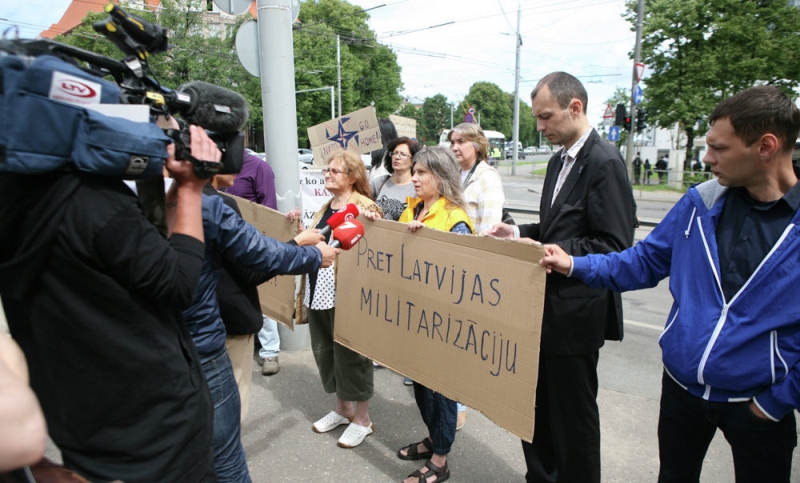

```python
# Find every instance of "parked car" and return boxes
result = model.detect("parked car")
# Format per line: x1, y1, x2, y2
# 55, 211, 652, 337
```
504, 141, 525, 159
523, 146, 537, 156
298, 148, 314, 165
538, 146, 551, 154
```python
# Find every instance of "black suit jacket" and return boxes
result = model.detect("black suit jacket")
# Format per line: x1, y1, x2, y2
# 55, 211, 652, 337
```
519, 129, 635, 355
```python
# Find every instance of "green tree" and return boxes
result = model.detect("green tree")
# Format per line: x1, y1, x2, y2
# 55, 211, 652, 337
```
417, 94, 450, 145
627, 0, 800, 169
295, 0, 403, 145
515, 97, 537, 148
464, 82, 513, 137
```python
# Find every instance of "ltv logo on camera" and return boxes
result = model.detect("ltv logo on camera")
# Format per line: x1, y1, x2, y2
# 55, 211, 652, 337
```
49, 71, 102, 106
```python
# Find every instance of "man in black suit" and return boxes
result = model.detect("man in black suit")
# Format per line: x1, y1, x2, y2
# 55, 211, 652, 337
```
486, 71, 635, 482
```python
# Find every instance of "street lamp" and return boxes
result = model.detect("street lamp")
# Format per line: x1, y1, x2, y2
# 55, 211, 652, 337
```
295, 86, 335, 120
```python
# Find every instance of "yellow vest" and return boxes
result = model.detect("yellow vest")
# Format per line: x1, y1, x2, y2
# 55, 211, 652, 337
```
399, 196, 474, 233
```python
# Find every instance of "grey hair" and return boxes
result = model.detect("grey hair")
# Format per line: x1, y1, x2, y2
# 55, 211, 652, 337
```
412, 146, 468, 212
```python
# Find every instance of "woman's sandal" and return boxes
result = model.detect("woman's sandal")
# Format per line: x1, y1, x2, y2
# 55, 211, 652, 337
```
407, 459, 450, 483
397, 437, 434, 461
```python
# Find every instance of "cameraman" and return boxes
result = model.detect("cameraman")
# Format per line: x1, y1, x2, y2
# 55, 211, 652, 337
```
0, 121, 220, 482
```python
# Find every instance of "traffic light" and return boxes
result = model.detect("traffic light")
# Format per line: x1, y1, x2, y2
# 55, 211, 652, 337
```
636, 109, 647, 131
624, 115, 631, 131
614, 103, 626, 126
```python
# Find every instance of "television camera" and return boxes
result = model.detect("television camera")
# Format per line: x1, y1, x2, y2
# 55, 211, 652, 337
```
0, 2, 248, 179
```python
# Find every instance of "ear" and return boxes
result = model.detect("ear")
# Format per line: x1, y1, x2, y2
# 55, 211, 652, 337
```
756, 133, 780, 160
569, 99, 583, 117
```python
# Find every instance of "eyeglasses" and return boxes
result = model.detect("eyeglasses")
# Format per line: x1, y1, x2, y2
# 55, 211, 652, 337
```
390, 151, 411, 160
321, 167, 347, 175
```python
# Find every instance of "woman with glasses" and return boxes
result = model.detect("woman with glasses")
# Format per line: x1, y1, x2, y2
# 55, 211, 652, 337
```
368, 147, 473, 483
370, 137, 420, 221
294, 150, 384, 449
447, 123, 506, 233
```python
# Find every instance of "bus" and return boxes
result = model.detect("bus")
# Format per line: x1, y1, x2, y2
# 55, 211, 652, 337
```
438, 129, 506, 166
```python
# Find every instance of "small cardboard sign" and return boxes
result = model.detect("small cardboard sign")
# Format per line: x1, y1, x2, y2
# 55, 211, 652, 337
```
229, 194, 299, 329
307, 107, 382, 165
299, 168, 329, 228
389, 114, 416, 140
335, 218, 545, 442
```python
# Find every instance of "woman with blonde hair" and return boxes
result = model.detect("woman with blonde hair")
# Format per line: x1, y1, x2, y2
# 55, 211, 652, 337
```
393, 147, 473, 483
295, 149, 383, 449
448, 123, 506, 233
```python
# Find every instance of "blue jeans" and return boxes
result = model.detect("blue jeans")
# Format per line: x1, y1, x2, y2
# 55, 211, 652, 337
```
658, 372, 796, 482
200, 346, 252, 483
258, 315, 280, 358
413, 382, 457, 455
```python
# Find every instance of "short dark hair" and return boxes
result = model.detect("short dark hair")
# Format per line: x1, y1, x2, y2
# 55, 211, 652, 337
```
384, 137, 421, 174
709, 85, 800, 153
531, 72, 588, 114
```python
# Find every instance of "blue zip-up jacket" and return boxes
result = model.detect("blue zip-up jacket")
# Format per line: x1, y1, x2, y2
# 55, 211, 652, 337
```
572, 179, 800, 420
183, 194, 322, 355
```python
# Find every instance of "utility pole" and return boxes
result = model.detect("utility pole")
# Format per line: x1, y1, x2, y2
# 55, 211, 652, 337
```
336, 34, 342, 117
256, 0, 299, 215
510, 2, 521, 175
625, 0, 644, 168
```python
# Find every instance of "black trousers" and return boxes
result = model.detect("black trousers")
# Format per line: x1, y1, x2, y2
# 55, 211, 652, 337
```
658, 373, 796, 483
522, 351, 600, 483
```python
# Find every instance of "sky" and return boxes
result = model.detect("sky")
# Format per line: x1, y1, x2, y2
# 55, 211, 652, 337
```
0, 0, 638, 125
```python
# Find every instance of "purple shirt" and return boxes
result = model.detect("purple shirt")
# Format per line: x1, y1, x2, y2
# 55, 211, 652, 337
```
226, 150, 277, 209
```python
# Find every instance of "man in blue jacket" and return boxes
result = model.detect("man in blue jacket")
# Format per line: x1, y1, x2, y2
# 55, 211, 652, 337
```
538, 85, 800, 482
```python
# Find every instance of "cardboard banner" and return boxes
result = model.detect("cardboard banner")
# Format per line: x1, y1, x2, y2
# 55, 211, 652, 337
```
335, 218, 545, 442
307, 106, 381, 165
389, 114, 416, 140
230, 194, 299, 329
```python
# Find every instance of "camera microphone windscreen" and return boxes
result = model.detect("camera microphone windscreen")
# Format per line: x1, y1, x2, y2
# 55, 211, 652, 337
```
329, 220, 365, 250
319, 203, 359, 238
176, 81, 249, 132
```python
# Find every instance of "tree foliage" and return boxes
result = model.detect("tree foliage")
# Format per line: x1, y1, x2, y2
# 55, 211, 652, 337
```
293, 0, 403, 146
464, 82, 513, 136
627, 0, 800, 167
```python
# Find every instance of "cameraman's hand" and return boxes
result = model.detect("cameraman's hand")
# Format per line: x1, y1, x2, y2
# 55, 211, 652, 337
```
163, 124, 219, 242
166, 125, 221, 189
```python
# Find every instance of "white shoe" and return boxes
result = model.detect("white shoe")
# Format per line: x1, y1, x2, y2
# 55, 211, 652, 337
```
312, 411, 352, 433
337, 422, 374, 448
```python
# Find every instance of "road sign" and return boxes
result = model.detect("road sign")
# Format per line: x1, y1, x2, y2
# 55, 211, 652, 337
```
214, 0, 251, 15
602, 103, 613, 119
608, 125, 620, 141
236, 20, 260, 77
635, 62, 645, 83
633, 85, 643, 105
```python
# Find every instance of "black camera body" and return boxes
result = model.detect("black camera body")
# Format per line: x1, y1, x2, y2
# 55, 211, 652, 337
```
166, 126, 244, 179
0, 3, 246, 179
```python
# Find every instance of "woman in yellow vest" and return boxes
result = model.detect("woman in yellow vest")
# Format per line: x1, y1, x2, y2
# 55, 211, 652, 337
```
396, 146, 473, 483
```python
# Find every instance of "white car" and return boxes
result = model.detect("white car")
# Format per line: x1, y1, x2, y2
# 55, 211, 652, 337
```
298, 148, 314, 165
523, 146, 537, 156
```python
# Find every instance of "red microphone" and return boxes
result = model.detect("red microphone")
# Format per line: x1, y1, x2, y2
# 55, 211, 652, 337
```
329, 220, 365, 250
319, 203, 359, 238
